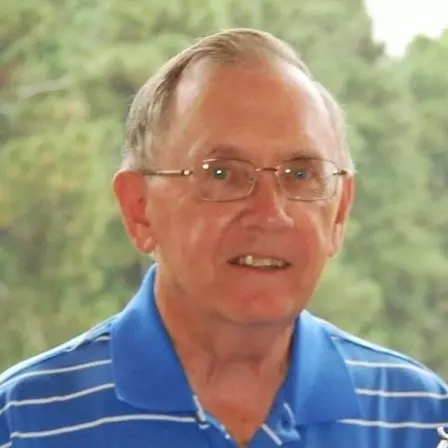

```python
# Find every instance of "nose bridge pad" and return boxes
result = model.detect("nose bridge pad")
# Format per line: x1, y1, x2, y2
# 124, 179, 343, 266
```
251, 167, 282, 198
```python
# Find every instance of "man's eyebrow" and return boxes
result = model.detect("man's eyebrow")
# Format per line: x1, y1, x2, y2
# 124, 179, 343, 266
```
201, 145, 326, 161
205, 145, 244, 159
285, 148, 324, 160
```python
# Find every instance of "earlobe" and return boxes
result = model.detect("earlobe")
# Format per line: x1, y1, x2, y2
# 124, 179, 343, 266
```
335, 176, 354, 225
330, 176, 355, 257
329, 223, 343, 258
112, 170, 156, 253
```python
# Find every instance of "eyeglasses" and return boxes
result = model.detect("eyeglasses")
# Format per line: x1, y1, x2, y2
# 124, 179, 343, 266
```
140, 157, 348, 202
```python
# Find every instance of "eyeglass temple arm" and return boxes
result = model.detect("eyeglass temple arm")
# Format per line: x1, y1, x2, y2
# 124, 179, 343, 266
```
140, 169, 193, 176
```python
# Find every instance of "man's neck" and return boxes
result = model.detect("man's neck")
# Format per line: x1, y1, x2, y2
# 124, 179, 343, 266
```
155, 290, 295, 445
155, 292, 294, 388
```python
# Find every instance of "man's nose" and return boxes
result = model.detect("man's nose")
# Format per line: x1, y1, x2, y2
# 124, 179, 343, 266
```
240, 171, 295, 231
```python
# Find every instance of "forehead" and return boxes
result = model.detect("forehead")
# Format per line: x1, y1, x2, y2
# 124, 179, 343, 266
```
163, 59, 338, 164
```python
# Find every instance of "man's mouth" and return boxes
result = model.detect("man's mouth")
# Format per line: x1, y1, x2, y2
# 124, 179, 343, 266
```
228, 254, 291, 269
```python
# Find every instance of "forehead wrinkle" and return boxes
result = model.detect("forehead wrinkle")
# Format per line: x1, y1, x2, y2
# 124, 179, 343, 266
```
164, 59, 338, 166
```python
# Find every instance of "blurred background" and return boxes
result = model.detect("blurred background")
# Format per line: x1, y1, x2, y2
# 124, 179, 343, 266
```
1, 0, 448, 378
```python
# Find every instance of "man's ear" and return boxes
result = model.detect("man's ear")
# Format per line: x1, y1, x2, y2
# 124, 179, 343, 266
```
112, 170, 157, 253
330, 175, 355, 257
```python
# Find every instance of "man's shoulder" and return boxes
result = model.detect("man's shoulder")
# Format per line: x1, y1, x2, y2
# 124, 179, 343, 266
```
310, 315, 448, 445
0, 316, 118, 447
0, 316, 116, 395
315, 314, 448, 395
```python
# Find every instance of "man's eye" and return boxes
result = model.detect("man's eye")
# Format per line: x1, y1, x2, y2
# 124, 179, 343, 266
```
285, 168, 312, 180
212, 167, 230, 180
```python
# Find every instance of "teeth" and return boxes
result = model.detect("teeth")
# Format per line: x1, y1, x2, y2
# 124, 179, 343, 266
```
235, 255, 287, 268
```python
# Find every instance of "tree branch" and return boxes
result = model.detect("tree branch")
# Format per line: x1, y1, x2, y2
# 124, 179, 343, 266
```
16, 75, 76, 100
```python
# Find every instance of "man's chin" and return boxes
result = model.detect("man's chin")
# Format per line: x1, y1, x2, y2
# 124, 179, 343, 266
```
214, 302, 302, 328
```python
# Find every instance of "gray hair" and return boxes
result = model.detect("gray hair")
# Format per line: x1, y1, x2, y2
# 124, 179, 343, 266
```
122, 28, 354, 173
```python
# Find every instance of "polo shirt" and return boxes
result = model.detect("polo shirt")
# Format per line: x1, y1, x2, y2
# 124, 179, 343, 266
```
0, 264, 447, 447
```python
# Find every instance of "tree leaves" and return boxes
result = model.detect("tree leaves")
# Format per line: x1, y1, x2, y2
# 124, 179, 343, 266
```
1, 0, 447, 379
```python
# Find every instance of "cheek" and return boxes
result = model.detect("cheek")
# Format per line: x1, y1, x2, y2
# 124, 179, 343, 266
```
153, 198, 232, 263
293, 202, 336, 255
180, 206, 235, 254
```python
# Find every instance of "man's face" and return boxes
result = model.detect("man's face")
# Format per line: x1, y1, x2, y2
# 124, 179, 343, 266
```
117, 59, 353, 325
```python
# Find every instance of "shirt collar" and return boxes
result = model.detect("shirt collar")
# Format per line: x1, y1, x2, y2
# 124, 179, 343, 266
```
111, 264, 196, 413
281, 310, 361, 426
111, 264, 361, 423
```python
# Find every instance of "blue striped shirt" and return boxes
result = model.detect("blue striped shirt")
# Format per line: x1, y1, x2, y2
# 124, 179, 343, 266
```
1, 264, 447, 447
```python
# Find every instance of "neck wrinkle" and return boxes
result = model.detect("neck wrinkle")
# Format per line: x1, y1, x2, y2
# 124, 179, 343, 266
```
155, 289, 294, 380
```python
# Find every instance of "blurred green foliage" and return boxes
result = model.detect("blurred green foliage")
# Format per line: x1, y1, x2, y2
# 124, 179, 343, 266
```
1, 0, 447, 377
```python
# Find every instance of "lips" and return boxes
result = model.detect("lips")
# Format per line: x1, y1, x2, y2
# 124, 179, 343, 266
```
228, 254, 291, 269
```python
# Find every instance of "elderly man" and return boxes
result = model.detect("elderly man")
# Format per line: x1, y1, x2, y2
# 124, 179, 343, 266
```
0, 28, 447, 448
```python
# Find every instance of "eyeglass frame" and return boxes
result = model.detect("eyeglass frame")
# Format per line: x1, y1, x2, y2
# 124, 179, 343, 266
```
138, 156, 349, 202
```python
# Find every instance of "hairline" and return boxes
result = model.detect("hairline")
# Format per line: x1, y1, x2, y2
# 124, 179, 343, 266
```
122, 31, 355, 174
